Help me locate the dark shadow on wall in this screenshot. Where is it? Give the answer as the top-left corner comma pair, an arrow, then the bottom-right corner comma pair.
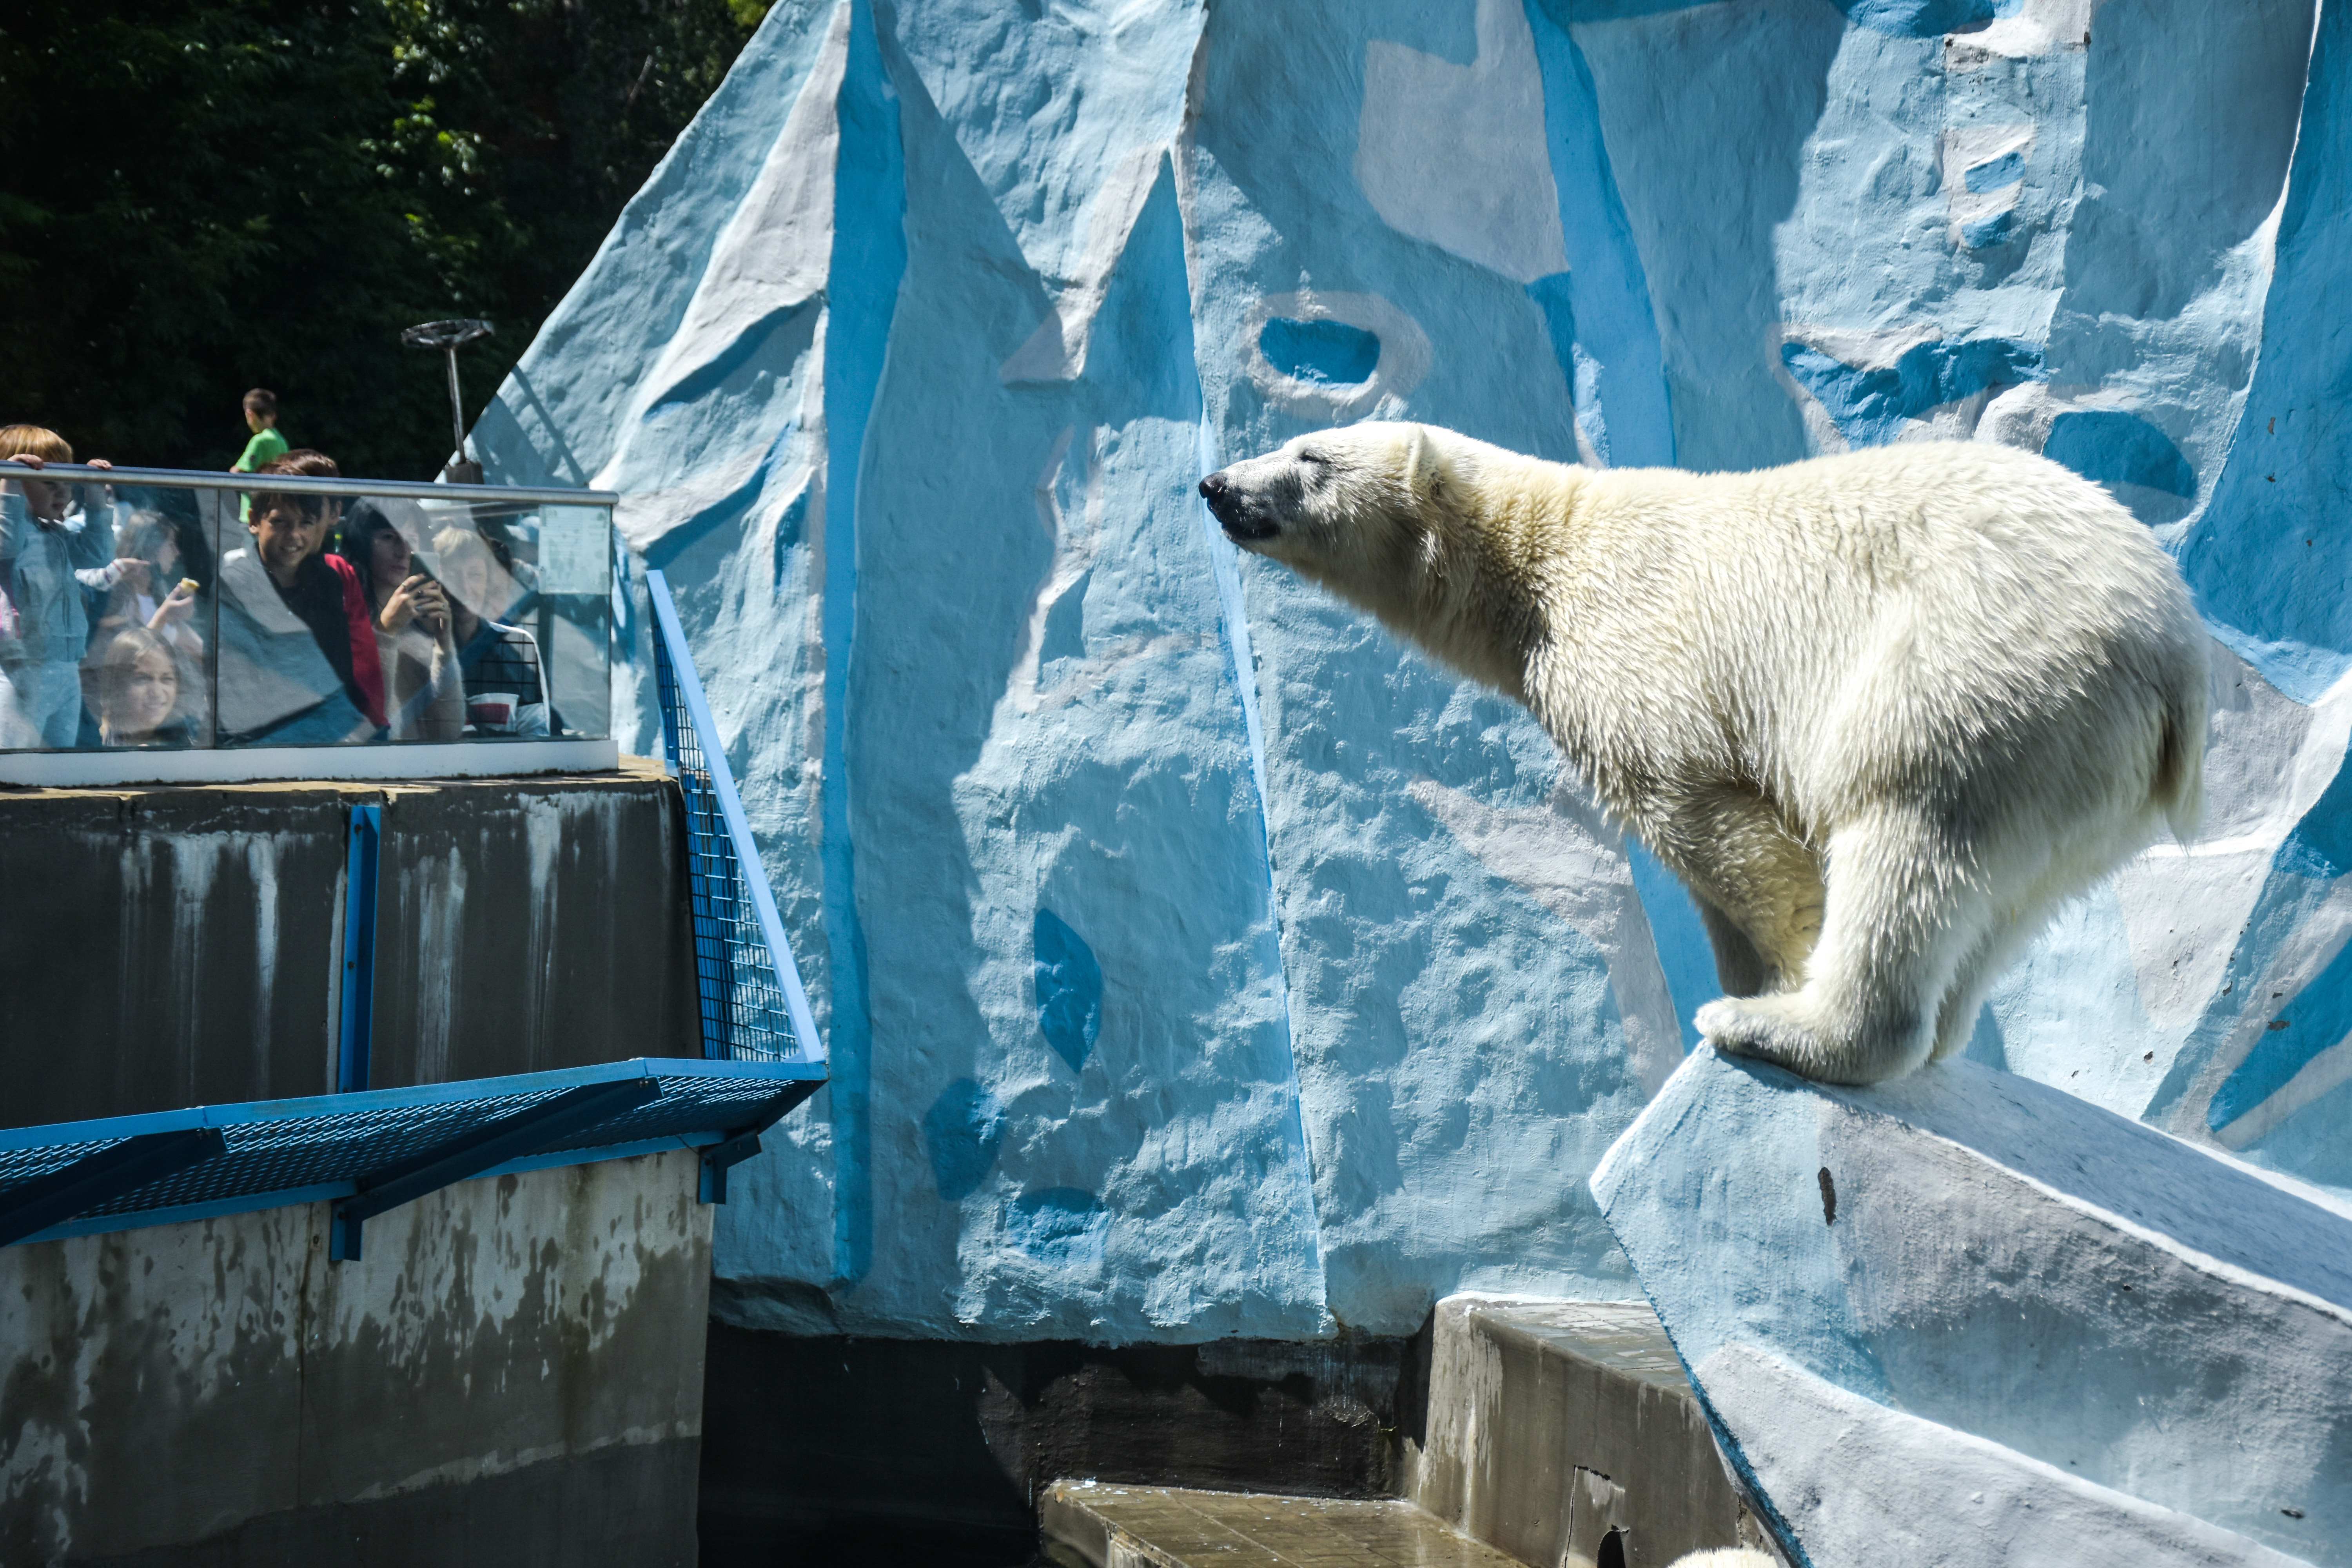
696,1319 -> 1427,1567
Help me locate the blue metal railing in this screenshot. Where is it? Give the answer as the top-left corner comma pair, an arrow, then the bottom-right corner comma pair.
647,570 -> 824,1065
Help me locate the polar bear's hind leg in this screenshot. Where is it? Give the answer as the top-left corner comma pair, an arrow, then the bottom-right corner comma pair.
1699,803 -> 1996,1083
1645,783 -> 1826,996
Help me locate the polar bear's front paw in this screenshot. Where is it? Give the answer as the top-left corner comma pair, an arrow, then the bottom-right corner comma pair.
1697,995 -> 1836,1080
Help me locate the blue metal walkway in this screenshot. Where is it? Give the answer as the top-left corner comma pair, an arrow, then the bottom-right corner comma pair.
0,1057 -> 822,1259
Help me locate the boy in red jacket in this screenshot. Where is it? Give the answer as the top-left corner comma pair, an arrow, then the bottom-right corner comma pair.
215,450 -> 385,744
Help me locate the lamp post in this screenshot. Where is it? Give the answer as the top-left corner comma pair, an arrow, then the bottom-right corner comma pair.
401,318 -> 495,484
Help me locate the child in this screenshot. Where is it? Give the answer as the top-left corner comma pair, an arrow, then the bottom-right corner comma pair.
231,389 -> 289,474
0,425 -> 119,747
93,626 -> 194,747
214,449 -> 387,745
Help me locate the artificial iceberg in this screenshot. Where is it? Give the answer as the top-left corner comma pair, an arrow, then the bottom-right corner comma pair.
472,0 -> 2352,1350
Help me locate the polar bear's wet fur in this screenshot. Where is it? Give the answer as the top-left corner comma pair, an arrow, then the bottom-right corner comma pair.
1199,423 -> 2207,1085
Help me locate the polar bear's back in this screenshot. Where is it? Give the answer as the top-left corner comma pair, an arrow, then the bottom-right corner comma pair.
1558,440 -> 2207,842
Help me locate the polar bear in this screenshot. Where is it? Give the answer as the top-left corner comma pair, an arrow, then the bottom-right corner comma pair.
1199,424 -> 2207,1085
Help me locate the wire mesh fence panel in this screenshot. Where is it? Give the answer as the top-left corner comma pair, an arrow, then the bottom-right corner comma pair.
648,573 -> 822,1065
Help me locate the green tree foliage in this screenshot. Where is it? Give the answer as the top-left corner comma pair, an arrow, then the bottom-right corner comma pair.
0,0 -> 766,478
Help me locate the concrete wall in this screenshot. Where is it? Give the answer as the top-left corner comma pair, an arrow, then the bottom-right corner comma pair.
476,0 -> 2352,1343
0,1150 -> 713,1568
0,759 -> 701,1129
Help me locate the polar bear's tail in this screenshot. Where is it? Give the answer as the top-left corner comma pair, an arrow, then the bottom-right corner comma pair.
2152,642 -> 2209,847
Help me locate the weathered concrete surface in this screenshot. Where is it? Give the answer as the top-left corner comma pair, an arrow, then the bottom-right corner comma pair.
1402,1297 -> 1762,1568
0,1149 -> 713,1568
0,757 -> 700,1129
1592,1047 -> 2352,1567
1041,1482 -> 1524,1568
697,1319 -> 1418,1565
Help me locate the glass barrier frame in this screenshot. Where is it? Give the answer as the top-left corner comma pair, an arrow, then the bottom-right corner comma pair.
0,464 -> 621,788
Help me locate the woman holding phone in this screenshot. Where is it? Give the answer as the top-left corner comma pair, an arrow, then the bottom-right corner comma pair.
337,502 -> 464,740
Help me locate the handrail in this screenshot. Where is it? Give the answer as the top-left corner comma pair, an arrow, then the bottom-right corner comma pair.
646,569 -> 824,1065
2,461 -> 617,508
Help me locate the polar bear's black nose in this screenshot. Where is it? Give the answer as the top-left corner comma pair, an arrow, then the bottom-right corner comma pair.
1198,472 -> 1229,502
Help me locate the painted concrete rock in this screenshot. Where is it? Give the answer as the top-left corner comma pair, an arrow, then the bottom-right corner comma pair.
1592,1047 -> 2350,1566
475,0 -> 2352,1341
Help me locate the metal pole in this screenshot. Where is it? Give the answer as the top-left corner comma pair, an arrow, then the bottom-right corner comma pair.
444,347 -> 466,461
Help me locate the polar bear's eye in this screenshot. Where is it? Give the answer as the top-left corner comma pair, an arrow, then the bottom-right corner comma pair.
1296,450 -> 1325,465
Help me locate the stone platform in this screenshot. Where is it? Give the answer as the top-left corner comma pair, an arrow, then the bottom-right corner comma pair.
1593,1046 -> 2352,1567
1042,1484 -> 1523,1568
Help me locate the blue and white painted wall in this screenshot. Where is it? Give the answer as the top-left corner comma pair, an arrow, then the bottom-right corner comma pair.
474,0 -> 2352,1341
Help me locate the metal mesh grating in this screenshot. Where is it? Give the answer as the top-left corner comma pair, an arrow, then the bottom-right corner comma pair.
648,573 -> 822,1064
0,1071 -> 820,1233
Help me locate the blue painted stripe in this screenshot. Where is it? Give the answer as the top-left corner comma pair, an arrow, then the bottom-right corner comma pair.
817,0 -> 909,1285
1196,411 -> 1325,1278
1524,2 -> 1675,469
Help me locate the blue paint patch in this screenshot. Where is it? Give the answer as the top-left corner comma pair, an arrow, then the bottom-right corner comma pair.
922,1078 -> 1006,1201
1259,317 -> 1380,387
1964,147 -> 2027,194
2274,747 -> 2352,880
2042,410 -> 2196,498
1034,907 -> 1104,1073
1831,0 -> 2000,36
1039,570 -> 1090,673
771,484 -> 811,593
2210,933 -> 2352,1131
1006,1187 -> 1109,1268
1959,208 -> 2017,249
1780,337 -> 2045,447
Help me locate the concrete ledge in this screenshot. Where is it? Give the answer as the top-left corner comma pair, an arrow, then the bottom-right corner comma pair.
1592,1047 -> 2352,1566
0,736 -> 620,788
1403,1296 -> 1764,1567
1042,1481 -> 1522,1568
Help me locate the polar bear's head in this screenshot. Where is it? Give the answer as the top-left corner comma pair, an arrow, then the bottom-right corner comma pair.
1199,421 -> 1537,694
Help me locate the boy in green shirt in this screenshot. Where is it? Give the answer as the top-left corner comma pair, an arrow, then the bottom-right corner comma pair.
232,389 -> 288,473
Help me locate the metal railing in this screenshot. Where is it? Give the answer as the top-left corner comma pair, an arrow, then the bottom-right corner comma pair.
0,463 -> 621,786
647,570 -> 824,1065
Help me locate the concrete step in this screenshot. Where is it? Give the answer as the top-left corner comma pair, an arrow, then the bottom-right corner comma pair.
1402,1297 -> 1770,1567
1043,1298 -> 1768,1568
1041,1482 -> 1526,1568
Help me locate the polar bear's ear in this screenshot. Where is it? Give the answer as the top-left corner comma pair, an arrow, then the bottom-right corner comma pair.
1403,425 -> 1444,502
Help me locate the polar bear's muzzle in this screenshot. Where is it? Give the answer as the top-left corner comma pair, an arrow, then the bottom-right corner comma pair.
1198,471 -> 1280,544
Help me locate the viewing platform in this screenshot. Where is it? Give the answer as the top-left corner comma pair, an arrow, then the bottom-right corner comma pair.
0,462 -> 618,786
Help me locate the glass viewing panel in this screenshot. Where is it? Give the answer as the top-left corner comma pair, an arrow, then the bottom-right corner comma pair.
0,465 -> 613,755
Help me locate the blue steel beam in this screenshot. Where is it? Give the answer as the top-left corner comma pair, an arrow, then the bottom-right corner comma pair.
330,1074 -> 662,1261
699,1129 -> 764,1205
0,1127 -> 227,1247
339,802 -> 382,1093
